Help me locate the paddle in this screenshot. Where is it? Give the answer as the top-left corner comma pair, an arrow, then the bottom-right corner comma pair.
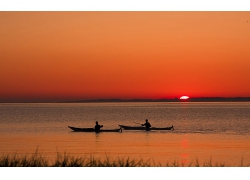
133,122 -> 144,126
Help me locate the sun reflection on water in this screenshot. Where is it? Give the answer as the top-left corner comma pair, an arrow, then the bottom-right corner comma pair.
181,135 -> 189,165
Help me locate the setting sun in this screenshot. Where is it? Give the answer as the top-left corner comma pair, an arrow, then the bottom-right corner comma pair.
180,96 -> 189,100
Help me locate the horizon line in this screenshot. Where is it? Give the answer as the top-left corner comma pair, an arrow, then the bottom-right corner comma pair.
1,97 -> 250,103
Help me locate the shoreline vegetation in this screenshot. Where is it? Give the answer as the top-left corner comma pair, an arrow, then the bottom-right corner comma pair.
0,150 -> 248,167
1,97 -> 250,103
74,97 -> 250,103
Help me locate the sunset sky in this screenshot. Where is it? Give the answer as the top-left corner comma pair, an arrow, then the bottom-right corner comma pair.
1,11 -> 250,102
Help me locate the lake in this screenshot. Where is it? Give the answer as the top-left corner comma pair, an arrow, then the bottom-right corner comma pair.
0,102 -> 250,166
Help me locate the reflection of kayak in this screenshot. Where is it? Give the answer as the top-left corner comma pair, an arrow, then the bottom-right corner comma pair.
119,125 -> 174,131
68,126 -> 122,132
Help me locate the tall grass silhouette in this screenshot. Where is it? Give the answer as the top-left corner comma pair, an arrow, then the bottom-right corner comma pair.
0,150 -> 249,167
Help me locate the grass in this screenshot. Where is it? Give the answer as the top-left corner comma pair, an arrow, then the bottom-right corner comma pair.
0,152 -> 153,167
0,150 -> 249,167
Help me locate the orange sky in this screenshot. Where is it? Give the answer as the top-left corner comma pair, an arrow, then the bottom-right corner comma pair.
1,12 -> 250,102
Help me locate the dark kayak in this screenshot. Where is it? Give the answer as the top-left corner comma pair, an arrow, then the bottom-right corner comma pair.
68,126 -> 122,132
119,125 -> 174,131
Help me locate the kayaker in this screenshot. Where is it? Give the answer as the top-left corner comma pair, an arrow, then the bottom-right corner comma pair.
95,121 -> 103,132
142,119 -> 151,129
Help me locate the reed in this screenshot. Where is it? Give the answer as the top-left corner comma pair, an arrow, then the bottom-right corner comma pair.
0,151 -> 249,167
0,149 -> 48,167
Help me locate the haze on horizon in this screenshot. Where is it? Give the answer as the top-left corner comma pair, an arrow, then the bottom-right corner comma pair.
1,12 -> 250,103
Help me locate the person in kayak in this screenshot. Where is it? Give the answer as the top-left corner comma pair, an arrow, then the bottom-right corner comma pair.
142,119 -> 151,129
95,121 -> 103,132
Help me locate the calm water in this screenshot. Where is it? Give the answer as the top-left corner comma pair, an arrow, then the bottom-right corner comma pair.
0,102 -> 250,166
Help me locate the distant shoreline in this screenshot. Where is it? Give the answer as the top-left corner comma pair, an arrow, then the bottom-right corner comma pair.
69,97 -> 250,103
1,97 -> 250,103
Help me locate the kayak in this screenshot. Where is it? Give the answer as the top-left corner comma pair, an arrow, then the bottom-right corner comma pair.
68,126 -> 122,132
119,125 -> 174,131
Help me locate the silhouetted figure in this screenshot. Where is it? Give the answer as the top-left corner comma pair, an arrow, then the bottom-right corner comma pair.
142,119 -> 151,129
94,121 -> 103,132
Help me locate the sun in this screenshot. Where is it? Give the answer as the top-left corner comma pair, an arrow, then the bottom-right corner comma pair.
180,96 -> 189,100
